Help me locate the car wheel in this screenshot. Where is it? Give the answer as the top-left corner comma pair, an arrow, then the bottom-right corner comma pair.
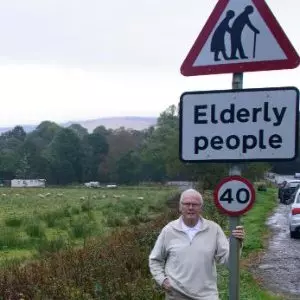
290,231 -> 297,239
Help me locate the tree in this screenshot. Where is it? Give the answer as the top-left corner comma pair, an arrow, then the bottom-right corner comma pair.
0,150 -> 19,179
99,128 -> 144,182
15,154 -> 31,179
116,151 -> 141,184
81,132 -> 109,182
45,128 -> 83,184
242,162 -> 271,182
10,126 -> 26,141
93,125 -> 111,136
139,105 -> 178,182
35,121 -> 61,143
68,124 -> 88,139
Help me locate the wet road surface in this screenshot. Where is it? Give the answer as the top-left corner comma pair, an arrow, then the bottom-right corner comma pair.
252,202 -> 300,299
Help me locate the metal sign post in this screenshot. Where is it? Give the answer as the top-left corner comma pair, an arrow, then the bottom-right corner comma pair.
214,173 -> 256,300
229,73 -> 243,300
179,0 -> 300,299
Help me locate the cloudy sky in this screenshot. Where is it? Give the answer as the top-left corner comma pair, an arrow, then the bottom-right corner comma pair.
0,0 -> 299,127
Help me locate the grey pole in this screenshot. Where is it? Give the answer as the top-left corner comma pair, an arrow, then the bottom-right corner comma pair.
229,73 -> 243,300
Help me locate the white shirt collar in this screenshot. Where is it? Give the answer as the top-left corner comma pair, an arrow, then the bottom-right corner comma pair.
181,217 -> 201,231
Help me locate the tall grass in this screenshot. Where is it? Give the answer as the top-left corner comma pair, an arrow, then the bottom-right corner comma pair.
0,188 -> 284,299
0,186 -> 172,262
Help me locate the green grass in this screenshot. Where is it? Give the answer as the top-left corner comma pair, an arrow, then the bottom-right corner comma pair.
218,268 -> 282,300
0,185 -> 286,299
219,268 -> 284,300
0,186 -> 173,263
242,188 -> 278,256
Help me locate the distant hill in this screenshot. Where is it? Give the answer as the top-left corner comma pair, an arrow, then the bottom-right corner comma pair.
0,116 -> 158,134
64,116 -> 157,132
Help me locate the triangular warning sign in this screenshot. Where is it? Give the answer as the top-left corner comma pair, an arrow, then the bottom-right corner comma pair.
180,0 -> 300,76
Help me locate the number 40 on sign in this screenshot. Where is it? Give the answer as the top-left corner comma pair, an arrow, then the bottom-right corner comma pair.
214,176 -> 255,216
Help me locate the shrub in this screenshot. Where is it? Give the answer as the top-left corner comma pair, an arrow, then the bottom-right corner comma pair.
202,191 -> 228,229
81,200 -> 94,212
257,184 -> 267,192
4,216 -> 22,227
42,211 -> 63,227
105,214 -> 126,227
37,236 -> 70,255
165,192 -> 181,210
0,192 -> 232,299
128,213 -> 151,225
41,207 -> 81,228
69,215 -> 96,238
0,230 -> 31,250
24,219 -> 46,238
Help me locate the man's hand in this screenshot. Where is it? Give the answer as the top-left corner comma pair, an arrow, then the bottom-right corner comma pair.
232,225 -> 245,242
162,278 -> 172,292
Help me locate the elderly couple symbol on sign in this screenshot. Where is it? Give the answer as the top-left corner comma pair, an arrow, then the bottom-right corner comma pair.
211,5 -> 260,62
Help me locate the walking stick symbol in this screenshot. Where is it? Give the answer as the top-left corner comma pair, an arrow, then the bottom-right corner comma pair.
253,32 -> 257,58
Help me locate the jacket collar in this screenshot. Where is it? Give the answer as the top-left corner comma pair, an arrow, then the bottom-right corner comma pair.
171,216 -> 209,232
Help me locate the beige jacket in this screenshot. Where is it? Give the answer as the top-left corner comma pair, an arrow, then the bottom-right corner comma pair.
149,217 -> 230,300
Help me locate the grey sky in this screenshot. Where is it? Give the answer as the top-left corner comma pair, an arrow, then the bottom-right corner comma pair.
0,0 -> 214,68
0,0 -> 298,126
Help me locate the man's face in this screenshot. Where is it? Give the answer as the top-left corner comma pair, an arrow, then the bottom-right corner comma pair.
180,195 -> 202,222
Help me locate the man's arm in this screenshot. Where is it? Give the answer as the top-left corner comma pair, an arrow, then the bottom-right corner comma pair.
215,225 -> 230,266
247,17 -> 260,33
149,228 -> 168,286
215,225 -> 244,267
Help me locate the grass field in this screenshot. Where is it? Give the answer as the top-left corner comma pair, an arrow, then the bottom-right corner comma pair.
0,186 -> 174,265
0,184 -> 286,299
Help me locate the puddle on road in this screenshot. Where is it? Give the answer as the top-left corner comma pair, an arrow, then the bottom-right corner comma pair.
254,203 -> 300,297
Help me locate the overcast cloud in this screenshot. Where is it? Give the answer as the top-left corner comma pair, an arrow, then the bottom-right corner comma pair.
0,0 -> 298,126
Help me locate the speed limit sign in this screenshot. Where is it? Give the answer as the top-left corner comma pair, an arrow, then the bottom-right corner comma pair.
214,175 -> 255,216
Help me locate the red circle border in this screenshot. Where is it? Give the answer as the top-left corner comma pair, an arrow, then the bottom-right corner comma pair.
213,175 -> 256,216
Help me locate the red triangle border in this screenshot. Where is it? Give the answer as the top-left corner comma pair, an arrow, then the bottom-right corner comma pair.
180,0 -> 300,76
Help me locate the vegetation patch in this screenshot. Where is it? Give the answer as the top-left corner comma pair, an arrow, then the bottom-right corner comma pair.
0,187 -> 284,299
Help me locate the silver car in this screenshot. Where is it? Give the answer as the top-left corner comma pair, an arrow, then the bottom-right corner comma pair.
288,188 -> 300,238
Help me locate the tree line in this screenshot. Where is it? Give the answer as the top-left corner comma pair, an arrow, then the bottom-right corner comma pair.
0,104 -> 291,186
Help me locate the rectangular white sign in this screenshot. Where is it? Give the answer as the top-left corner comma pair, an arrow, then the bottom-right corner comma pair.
180,87 -> 299,162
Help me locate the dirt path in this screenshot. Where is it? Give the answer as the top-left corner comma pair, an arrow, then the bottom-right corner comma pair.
251,203 -> 300,299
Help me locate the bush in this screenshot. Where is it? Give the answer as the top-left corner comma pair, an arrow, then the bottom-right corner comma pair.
0,192 -> 231,299
0,230 -> 31,250
24,219 -> 46,238
202,191 -> 228,229
165,192 -> 181,210
257,184 -> 267,192
0,210 -> 176,299
42,211 -> 64,227
41,207 -> 81,228
105,214 -> 126,227
4,216 -> 22,227
81,200 -> 94,212
128,213 -> 151,225
69,215 -> 96,238
37,236 -> 70,255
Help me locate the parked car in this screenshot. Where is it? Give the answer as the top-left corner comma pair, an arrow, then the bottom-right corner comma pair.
288,188 -> 300,238
278,180 -> 300,204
